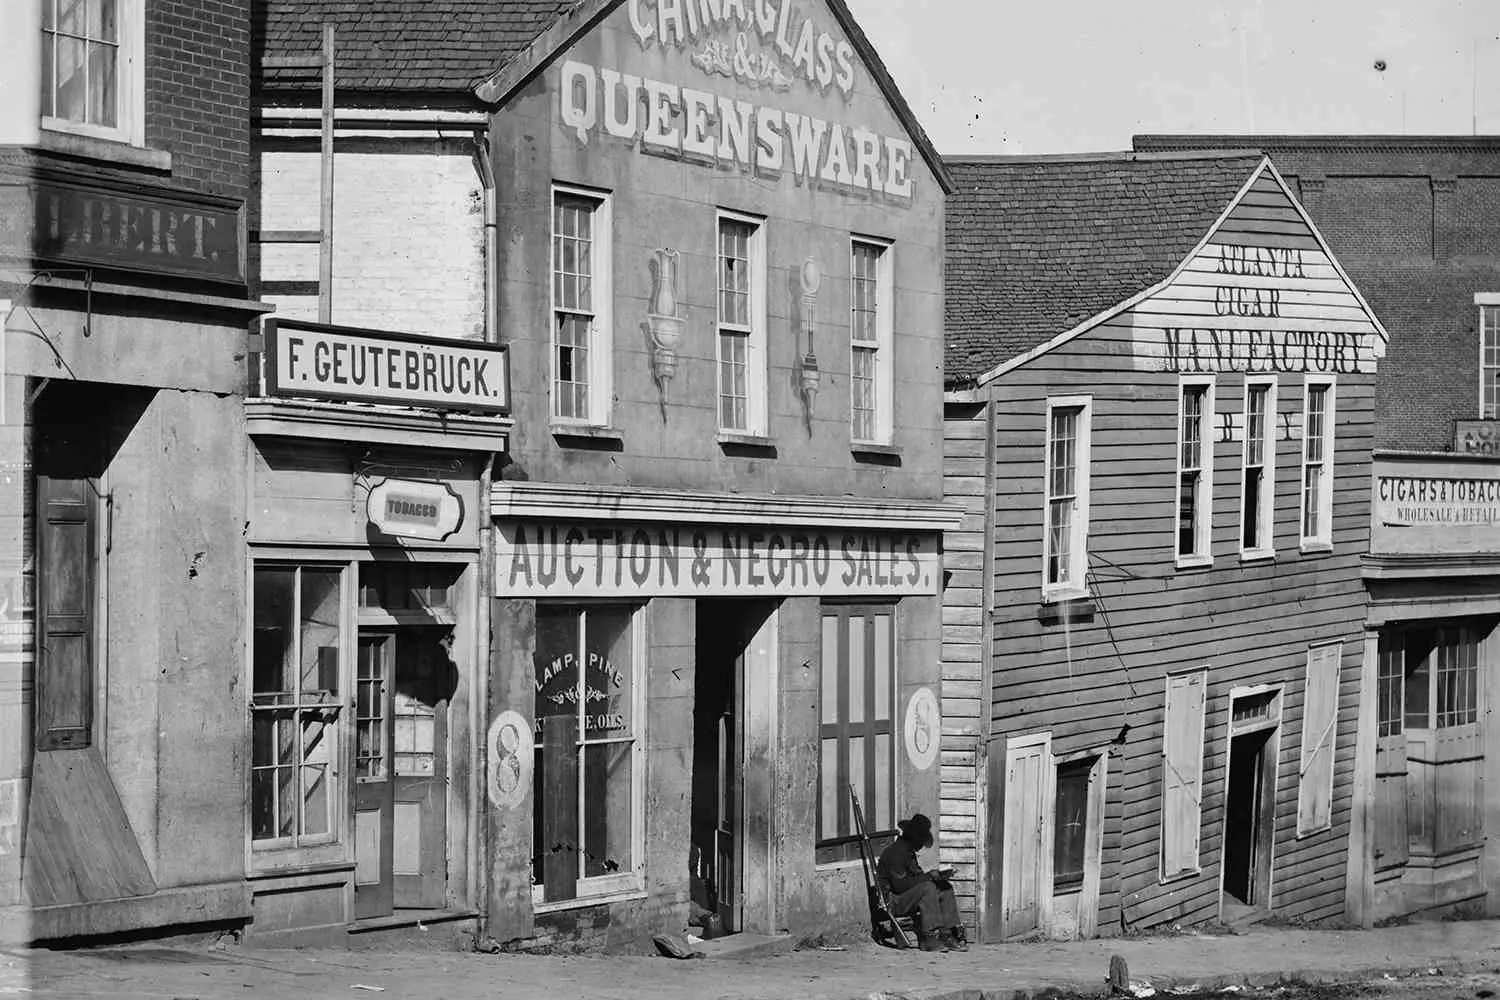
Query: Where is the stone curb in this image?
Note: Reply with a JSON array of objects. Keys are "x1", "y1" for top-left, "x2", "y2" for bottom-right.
[{"x1": 861, "y1": 956, "x2": 1500, "y2": 1000}]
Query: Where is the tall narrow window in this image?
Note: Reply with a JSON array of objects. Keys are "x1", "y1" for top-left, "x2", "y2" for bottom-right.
[
  {"x1": 717, "y1": 212, "x2": 766, "y2": 435},
  {"x1": 850, "y1": 238, "x2": 894, "y2": 445},
  {"x1": 1300, "y1": 378, "x2": 1335, "y2": 547},
  {"x1": 1176, "y1": 377, "x2": 1214, "y2": 565},
  {"x1": 251, "y1": 564, "x2": 345, "y2": 847},
  {"x1": 532, "y1": 604, "x2": 642, "y2": 901},
  {"x1": 552, "y1": 187, "x2": 611, "y2": 425},
  {"x1": 816, "y1": 604, "x2": 897, "y2": 865},
  {"x1": 1241, "y1": 378, "x2": 1276, "y2": 557},
  {"x1": 1482, "y1": 303, "x2": 1500, "y2": 419},
  {"x1": 1043, "y1": 398, "x2": 1091, "y2": 599},
  {"x1": 1052, "y1": 759, "x2": 1092, "y2": 893},
  {"x1": 41, "y1": 0, "x2": 141, "y2": 142}
]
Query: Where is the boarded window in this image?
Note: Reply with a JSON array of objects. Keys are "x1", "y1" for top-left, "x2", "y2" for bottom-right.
[
  {"x1": 817, "y1": 603, "x2": 897, "y2": 864},
  {"x1": 1160, "y1": 670, "x2": 1207, "y2": 878},
  {"x1": 1297, "y1": 643, "x2": 1341, "y2": 835}
]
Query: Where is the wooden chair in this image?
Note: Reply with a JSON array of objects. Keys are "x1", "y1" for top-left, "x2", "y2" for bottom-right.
[{"x1": 850, "y1": 785, "x2": 915, "y2": 949}]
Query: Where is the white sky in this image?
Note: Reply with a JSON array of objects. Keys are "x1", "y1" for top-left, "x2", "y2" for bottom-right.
[{"x1": 846, "y1": 0, "x2": 1500, "y2": 154}]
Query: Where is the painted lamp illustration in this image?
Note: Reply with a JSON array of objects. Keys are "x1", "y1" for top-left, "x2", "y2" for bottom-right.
[
  {"x1": 798, "y1": 257, "x2": 821, "y2": 419},
  {"x1": 647, "y1": 247, "x2": 683, "y2": 406}
]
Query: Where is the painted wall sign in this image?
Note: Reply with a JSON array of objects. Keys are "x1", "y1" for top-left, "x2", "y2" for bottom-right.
[
  {"x1": 1159, "y1": 328, "x2": 1366, "y2": 375},
  {"x1": 487, "y1": 710, "x2": 532, "y2": 810},
  {"x1": 0, "y1": 177, "x2": 244, "y2": 283},
  {"x1": 264, "y1": 317, "x2": 509, "y2": 413},
  {"x1": 903, "y1": 686, "x2": 939, "y2": 771},
  {"x1": 534, "y1": 647, "x2": 629, "y2": 735},
  {"x1": 1375, "y1": 475, "x2": 1500, "y2": 528},
  {"x1": 1455, "y1": 420, "x2": 1500, "y2": 456},
  {"x1": 495, "y1": 521, "x2": 939, "y2": 597},
  {"x1": 366, "y1": 478, "x2": 464, "y2": 541},
  {"x1": 1216, "y1": 408, "x2": 1301, "y2": 444}
]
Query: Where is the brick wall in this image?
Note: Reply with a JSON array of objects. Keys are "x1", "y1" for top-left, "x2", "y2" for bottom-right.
[{"x1": 146, "y1": 0, "x2": 250, "y2": 201}]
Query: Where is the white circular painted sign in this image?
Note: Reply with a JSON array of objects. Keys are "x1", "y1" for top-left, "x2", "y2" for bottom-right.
[
  {"x1": 487, "y1": 710, "x2": 532, "y2": 810},
  {"x1": 904, "y1": 687, "x2": 940, "y2": 771}
]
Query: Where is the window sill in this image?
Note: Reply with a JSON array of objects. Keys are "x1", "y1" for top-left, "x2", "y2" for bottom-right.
[
  {"x1": 38, "y1": 126, "x2": 171, "y2": 172},
  {"x1": 1299, "y1": 540, "x2": 1334, "y2": 556},
  {"x1": 1038, "y1": 596, "x2": 1096, "y2": 625},
  {"x1": 1294, "y1": 822, "x2": 1332, "y2": 840},
  {"x1": 717, "y1": 431, "x2": 773, "y2": 448},
  {"x1": 531, "y1": 886, "x2": 647, "y2": 915},
  {"x1": 1158, "y1": 867, "x2": 1201, "y2": 886},
  {"x1": 1174, "y1": 554, "x2": 1213, "y2": 571},
  {"x1": 852, "y1": 442, "x2": 902, "y2": 466},
  {"x1": 1239, "y1": 549, "x2": 1276, "y2": 565},
  {"x1": 550, "y1": 422, "x2": 624, "y2": 449}
]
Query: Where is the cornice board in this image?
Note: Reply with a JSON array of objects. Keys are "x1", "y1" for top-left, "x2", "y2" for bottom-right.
[
  {"x1": 247, "y1": 397, "x2": 512, "y2": 454},
  {"x1": 490, "y1": 482, "x2": 965, "y2": 531}
]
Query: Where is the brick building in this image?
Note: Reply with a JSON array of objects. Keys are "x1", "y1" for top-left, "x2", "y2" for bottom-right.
[
  {"x1": 1, "y1": 0, "x2": 261, "y2": 942},
  {"x1": 1134, "y1": 136, "x2": 1500, "y2": 924},
  {"x1": 254, "y1": 0, "x2": 960, "y2": 952}
]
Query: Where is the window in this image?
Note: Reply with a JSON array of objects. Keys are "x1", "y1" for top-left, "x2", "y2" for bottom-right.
[
  {"x1": 1376, "y1": 632, "x2": 1403, "y2": 738},
  {"x1": 1297, "y1": 643, "x2": 1340, "y2": 836},
  {"x1": 1482, "y1": 303, "x2": 1500, "y2": 419},
  {"x1": 1176, "y1": 377, "x2": 1215, "y2": 565},
  {"x1": 40, "y1": 0, "x2": 142, "y2": 144},
  {"x1": 1391, "y1": 625, "x2": 1481, "y2": 731},
  {"x1": 1160, "y1": 669, "x2": 1207, "y2": 880},
  {"x1": 1300, "y1": 378, "x2": 1335, "y2": 548},
  {"x1": 1240, "y1": 377, "x2": 1276, "y2": 558},
  {"x1": 250, "y1": 565, "x2": 345, "y2": 847},
  {"x1": 1053, "y1": 758, "x2": 1093, "y2": 893},
  {"x1": 552, "y1": 187, "x2": 612, "y2": 425},
  {"x1": 1043, "y1": 397, "x2": 1092, "y2": 599},
  {"x1": 717, "y1": 212, "x2": 766, "y2": 434},
  {"x1": 850, "y1": 238, "x2": 894, "y2": 444},
  {"x1": 532, "y1": 604, "x2": 642, "y2": 902},
  {"x1": 817, "y1": 604, "x2": 896, "y2": 865}
]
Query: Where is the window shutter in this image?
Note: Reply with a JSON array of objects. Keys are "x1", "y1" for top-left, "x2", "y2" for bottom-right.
[
  {"x1": 1161, "y1": 670, "x2": 1207, "y2": 878},
  {"x1": 35, "y1": 472, "x2": 95, "y2": 751},
  {"x1": 1297, "y1": 643, "x2": 1341, "y2": 835}
]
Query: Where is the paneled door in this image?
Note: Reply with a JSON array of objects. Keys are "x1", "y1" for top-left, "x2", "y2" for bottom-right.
[
  {"x1": 354, "y1": 632, "x2": 394, "y2": 920},
  {"x1": 392, "y1": 631, "x2": 449, "y2": 908}
]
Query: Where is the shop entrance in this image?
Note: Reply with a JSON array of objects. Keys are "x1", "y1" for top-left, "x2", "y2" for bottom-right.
[
  {"x1": 354, "y1": 625, "x2": 455, "y2": 920},
  {"x1": 691, "y1": 600, "x2": 775, "y2": 937},
  {"x1": 1221, "y1": 689, "x2": 1280, "y2": 916}
]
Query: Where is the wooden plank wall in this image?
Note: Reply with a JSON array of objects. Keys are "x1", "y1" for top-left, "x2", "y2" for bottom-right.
[
  {"x1": 981, "y1": 169, "x2": 1378, "y2": 933},
  {"x1": 940, "y1": 400, "x2": 990, "y2": 927}
]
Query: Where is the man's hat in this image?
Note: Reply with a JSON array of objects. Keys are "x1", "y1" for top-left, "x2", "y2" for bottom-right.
[{"x1": 898, "y1": 813, "x2": 934, "y2": 848}]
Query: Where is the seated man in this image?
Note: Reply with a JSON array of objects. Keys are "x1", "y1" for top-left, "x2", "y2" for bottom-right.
[{"x1": 876, "y1": 813, "x2": 968, "y2": 952}]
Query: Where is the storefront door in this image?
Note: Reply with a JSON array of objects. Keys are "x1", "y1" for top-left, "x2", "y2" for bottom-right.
[
  {"x1": 355, "y1": 628, "x2": 451, "y2": 919},
  {"x1": 693, "y1": 601, "x2": 747, "y2": 935}
]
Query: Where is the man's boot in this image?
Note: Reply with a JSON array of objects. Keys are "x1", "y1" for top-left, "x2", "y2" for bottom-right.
[{"x1": 916, "y1": 921, "x2": 948, "y2": 952}]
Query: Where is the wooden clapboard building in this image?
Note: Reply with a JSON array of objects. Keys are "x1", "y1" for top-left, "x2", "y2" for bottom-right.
[{"x1": 941, "y1": 151, "x2": 1388, "y2": 940}]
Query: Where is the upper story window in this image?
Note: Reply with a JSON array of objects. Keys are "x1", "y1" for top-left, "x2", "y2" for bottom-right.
[
  {"x1": 717, "y1": 211, "x2": 766, "y2": 435},
  {"x1": 850, "y1": 238, "x2": 894, "y2": 445},
  {"x1": 1300, "y1": 377, "x2": 1336, "y2": 550},
  {"x1": 1482, "y1": 303, "x2": 1499, "y2": 419},
  {"x1": 41, "y1": 0, "x2": 142, "y2": 144},
  {"x1": 1176, "y1": 377, "x2": 1215, "y2": 567},
  {"x1": 1240, "y1": 377, "x2": 1277, "y2": 560},
  {"x1": 552, "y1": 186, "x2": 613, "y2": 426},
  {"x1": 1043, "y1": 397, "x2": 1092, "y2": 600}
]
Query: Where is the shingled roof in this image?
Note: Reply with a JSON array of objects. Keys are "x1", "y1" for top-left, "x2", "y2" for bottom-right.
[
  {"x1": 254, "y1": 0, "x2": 582, "y2": 98},
  {"x1": 943, "y1": 151, "x2": 1266, "y2": 387}
]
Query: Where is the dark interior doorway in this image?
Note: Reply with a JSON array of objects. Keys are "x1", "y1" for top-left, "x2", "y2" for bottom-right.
[{"x1": 1223, "y1": 728, "x2": 1274, "y2": 906}]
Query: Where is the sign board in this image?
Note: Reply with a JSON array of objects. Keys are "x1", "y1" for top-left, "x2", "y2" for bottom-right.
[
  {"x1": 1374, "y1": 474, "x2": 1500, "y2": 528},
  {"x1": 495, "y1": 521, "x2": 939, "y2": 597},
  {"x1": 1455, "y1": 420, "x2": 1500, "y2": 457},
  {"x1": 367, "y1": 478, "x2": 465, "y2": 541},
  {"x1": 264, "y1": 318, "x2": 509, "y2": 413},
  {"x1": 1371, "y1": 456, "x2": 1500, "y2": 557},
  {"x1": 0, "y1": 176, "x2": 243, "y2": 284}
]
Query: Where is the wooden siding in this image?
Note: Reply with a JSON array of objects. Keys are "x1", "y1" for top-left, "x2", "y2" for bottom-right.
[
  {"x1": 962, "y1": 167, "x2": 1382, "y2": 935},
  {"x1": 940, "y1": 400, "x2": 990, "y2": 927}
]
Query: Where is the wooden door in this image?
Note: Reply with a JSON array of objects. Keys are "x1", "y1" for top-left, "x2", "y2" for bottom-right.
[
  {"x1": 714, "y1": 642, "x2": 741, "y2": 933},
  {"x1": 1373, "y1": 734, "x2": 1408, "y2": 870},
  {"x1": 392, "y1": 634, "x2": 449, "y2": 909},
  {"x1": 1001, "y1": 734, "x2": 1052, "y2": 937},
  {"x1": 354, "y1": 633, "x2": 394, "y2": 920}
]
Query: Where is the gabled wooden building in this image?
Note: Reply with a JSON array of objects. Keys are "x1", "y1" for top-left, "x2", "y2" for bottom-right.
[{"x1": 941, "y1": 152, "x2": 1388, "y2": 940}]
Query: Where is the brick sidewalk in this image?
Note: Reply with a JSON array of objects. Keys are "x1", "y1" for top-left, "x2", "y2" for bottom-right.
[{"x1": 4, "y1": 920, "x2": 1500, "y2": 1000}]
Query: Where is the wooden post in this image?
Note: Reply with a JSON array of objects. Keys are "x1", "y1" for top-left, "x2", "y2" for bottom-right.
[{"x1": 318, "y1": 24, "x2": 335, "y2": 325}]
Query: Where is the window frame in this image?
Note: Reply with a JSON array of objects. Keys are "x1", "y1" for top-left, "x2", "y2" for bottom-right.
[
  {"x1": 247, "y1": 560, "x2": 353, "y2": 860},
  {"x1": 1042, "y1": 396, "x2": 1093, "y2": 602},
  {"x1": 1478, "y1": 296, "x2": 1500, "y2": 420},
  {"x1": 1239, "y1": 376, "x2": 1277, "y2": 562},
  {"x1": 815, "y1": 601, "x2": 899, "y2": 867},
  {"x1": 550, "y1": 183, "x2": 614, "y2": 428},
  {"x1": 1299, "y1": 375, "x2": 1337, "y2": 551},
  {"x1": 714, "y1": 209, "x2": 767, "y2": 436},
  {"x1": 529, "y1": 602, "x2": 648, "y2": 909},
  {"x1": 39, "y1": 0, "x2": 146, "y2": 147},
  {"x1": 1175, "y1": 375, "x2": 1216, "y2": 568},
  {"x1": 849, "y1": 235, "x2": 894, "y2": 446}
]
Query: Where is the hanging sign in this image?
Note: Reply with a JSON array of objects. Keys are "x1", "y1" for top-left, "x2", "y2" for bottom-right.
[{"x1": 367, "y1": 478, "x2": 464, "y2": 541}]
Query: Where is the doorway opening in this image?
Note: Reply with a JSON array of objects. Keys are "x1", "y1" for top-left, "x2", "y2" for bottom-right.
[{"x1": 1220, "y1": 686, "x2": 1280, "y2": 921}]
